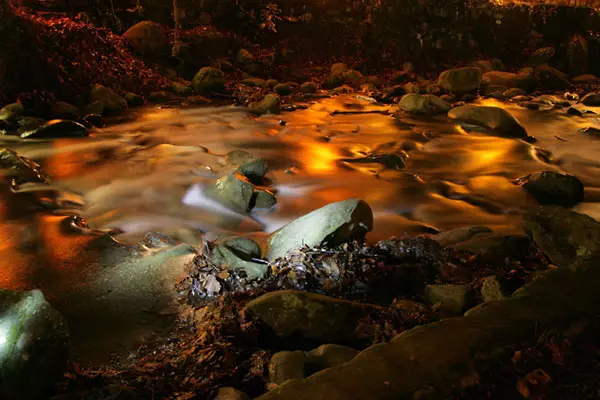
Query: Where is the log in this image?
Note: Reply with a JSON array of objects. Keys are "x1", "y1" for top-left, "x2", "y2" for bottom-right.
[{"x1": 257, "y1": 253, "x2": 600, "y2": 400}]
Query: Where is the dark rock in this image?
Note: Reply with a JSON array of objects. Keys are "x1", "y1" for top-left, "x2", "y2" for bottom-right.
[
  {"x1": 148, "y1": 91, "x2": 170, "y2": 102},
  {"x1": 0, "y1": 148, "x2": 47, "y2": 184},
  {"x1": 433, "y1": 226, "x2": 493, "y2": 247},
  {"x1": 0, "y1": 109, "x2": 17, "y2": 125},
  {"x1": 237, "y1": 49, "x2": 256, "y2": 65},
  {"x1": 342, "y1": 153, "x2": 406, "y2": 170},
  {"x1": 90, "y1": 84, "x2": 127, "y2": 112},
  {"x1": 21, "y1": 120, "x2": 88, "y2": 139},
  {"x1": 84, "y1": 101, "x2": 104, "y2": 115},
  {"x1": 482, "y1": 71, "x2": 529, "y2": 89},
  {"x1": 274, "y1": 83, "x2": 292, "y2": 96},
  {"x1": 534, "y1": 65, "x2": 571, "y2": 90},
  {"x1": 567, "y1": 107, "x2": 584, "y2": 117},
  {"x1": 503, "y1": 88, "x2": 526, "y2": 98},
  {"x1": 82, "y1": 114, "x2": 104, "y2": 128},
  {"x1": 481, "y1": 276, "x2": 509, "y2": 302},
  {"x1": 452, "y1": 234, "x2": 532, "y2": 259},
  {"x1": 572, "y1": 74, "x2": 598, "y2": 84},
  {"x1": 266, "y1": 199, "x2": 373, "y2": 260},
  {"x1": 123, "y1": 21, "x2": 167, "y2": 56},
  {"x1": 192, "y1": 67, "x2": 226, "y2": 95},
  {"x1": 269, "y1": 351, "x2": 308, "y2": 385},
  {"x1": 300, "y1": 82, "x2": 318, "y2": 94},
  {"x1": 424, "y1": 284, "x2": 471, "y2": 315},
  {"x1": 484, "y1": 85, "x2": 508, "y2": 99},
  {"x1": 213, "y1": 387, "x2": 250, "y2": 400},
  {"x1": 437, "y1": 67, "x2": 482, "y2": 94},
  {"x1": 0, "y1": 289, "x2": 70, "y2": 400},
  {"x1": 448, "y1": 105, "x2": 528, "y2": 139},
  {"x1": 342, "y1": 70, "x2": 364, "y2": 86},
  {"x1": 581, "y1": 93, "x2": 600, "y2": 106},
  {"x1": 579, "y1": 126, "x2": 600, "y2": 135},
  {"x1": 306, "y1": 344, "x2": 359, "y2": 371},
  {"x1": 225, "y1": 150, "x2": 268, "y2": 183},
  {"x1": 249, "y1": 94, "x2": 281, "y2": 115},
  {"x1": 398, "y1": 93, "x2": 451, "y2": 115},
  {"x1": 254, "y1": 189, "x2": 277, "y2": 209},
  {"x1": 323, "y1": 74, "x2": 345, "y2": 90},
  {"x1": 124, "y1": 92, "x2": 145, "y2": 106},
  {"x1": 330, "y1": 63, "x2": 348, "y2": 76},
  {"x1": 17, "y1": 117, "x2": 46, "y2": 133},
  {"x1": 524, "y1": 206, "x2": 600, "y2": 267},
  {"x1": 567, "y1": 35, "x2": 589, "y2": 77},
  {"x1": 170, "y1": 82, "x2": 192, "y2": 96},
  {"x1": 240, "y1": 78, "x2": 268, "y2": 89},
  {"x1": 1, "y1": 102, "x2": 25, "y2": 116},
  {"x1": 267, "y1": 79, "x2": 279, "y2": 88},
  {"x1": 384, "y1": 85, "x2": 406, "y2": 97},
  {"x1": 187, "y1": 95, "x2": 211, "y2": 105},
  {"x1": 51, "y1": 102, "x2": 79, "y2": 120},
  {"x1": 519, "y1": 171, "x2": 584, "y2": 208}
]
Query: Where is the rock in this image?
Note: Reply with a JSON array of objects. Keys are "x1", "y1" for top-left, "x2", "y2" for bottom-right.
[
  {"x1": 342, "y1": 70, "x2": 364, "y2": 86},
  {"x1": 123, "y1": 21, "x2": 168, "y2": 56},
  {"x1": 481, "y1": 276, "x2": 508, "y2": 302},
  {"x1": 124, "y1": 92, "x2": 145, "y2": 106},
  {"x1": 398, "y1": 93, "x2": 451, "y2": 115},
  {"x1": 323, "y1": 74, "x2": 345, "y2": 90},
  {"x1": 300, "y1": 82, "x2": 317, "y2": 94},
  {"x1": 207, "y1": 173, "x2": 255, "y2": 214},
  {"x1": 225, "y1": 150, "x2": 268, "y2": 183},
  {"x1": 519, "y1": 171, "x2": 584, "y2": 208},
  {"x1": 237, "y1": 49, "x2": 256, "y2": 65},
  {"x1": 0, "y1": 148, "x2": 47, "y2": 184},
  {"x1": 392, "y1": 70, "x2": 413, "y2": 83},
  {"x1": 1, "y1": 102, "x2": 25, "y2": 116},
  {"x1": 267, "y1": 79, "x2": 279, "y2": 88},
  {"x1": 0, "y1": 109, "x2": 17, "y2": 124},
  {"x1": 437, "y1": 67, "x2": 482, "y2": 94},
  {"x1": 51, "y1": 102, "x2": 79, "y2": 120},
  {"x1": 580, "y1": 126, "x2": 600, "y2": 135},
  {"x1": 572, "y1": 74, "x2": 598, "y2": 84},
  {"x1": 89, "y1": 84, "x2": 127, "y2": 112},
  {"x1": 240, "y1": 78, "x2": 268, "y2": 89},
  {"x1": 402, "y1": 82, "x2": 420, "y2": 94},
  {"x1": 524, "y1": 206, "x2": 600, "y2": 267},
  {"x1": 84, "y1": 101, "x2": 104, "y2": 115},
  {"x1": 187, "y1": 95, "x2": 211, "y2": 105},
  {"x1": 568, "y1": 107, "x2": 585, "y2": 117},
  {"x1": 433, "y1": 226, "x2": 494, "y2": 247},
  {"x1": 274, "y1": 83, "x2": 292, "y2": 96},
  {"x1": 472, "y1": 60, "x2": 495, "y2": 73},
  {"x1": 503, "y1": 88, "x2": 526, "y2": 98},
  {"x1": 448, "y1": 105, "x2": 528, "y2": 139},
  {"x1": 483, "y1": 85, "x2": 508, "y2": 99},
  {"x1": 213, "y1": 387, "x2": 250, "y2": 400},
  {"x1": 192, "y1": 67, "x2": 226, "y2": 95},
  {"x1": 269, "y1": 351, "x2": 308, "y2": 385},
  {"x1": 212, "y1": 237, "x2": 267, "y2": 280},
  {"x1": 17, "y1": 117, "x2": 46, "y2": 133},
  {"x1": 170, "y1": 81, "x2": 192, "y2": 96},
  {"x1": 244, "y1": 290, "x2": 383, "y2": 343},
  {"x1": 254, "y1": 189, "x2": 277, "y2": 209},
  {"x1": 148, "y1": 91, "x2": 170, "y2": 102},
  {"x1": 482, "y1": 71, "x2": 531, "y2": 89},
  {"x1": 452, "y1": 234, "x2": 532, "y2": 259},
  {"x1": 384, "y1": 85, "x2": 406, "y2": 97},
  {"x1": 366, "y1": 76, "x2": 385, "y2": 88},
  {"x1": 534, "y1": 65, "x2": 570, "y2": 90},
  {"x1": 20, "y1": 120, "x2": 88, "y2": 139},
  {"x1": 424, "y1": 284, "x2": 471, "y2": 315},
  {"x1": 528, "y1": 47, "x2": 555, "y2": 66},
  {"x1": 567, "y1": 34, "x2": 589, "y2": 77},
  {"x1": 342, "y1": 153, "x2": 406, "y2": 170},
  {"x1": 581, "y1": 93, "x2": 600, "y2": 106},
  {"x1": 330, "y1": 63, "x2": 348, "y2": 76},
  {"x1": 82, "y1": 114, "x2": 104, "y2": 128},
  {"x1": 0, "y1": 289, "x2": 69, "y2": 400},
  {"x1": 306, "y1": 344, "x2": 359, "y2": 371},
  {"x1": 249, "y1": 94, "x2": 281, "y2": 115},
  {"x1": 266, "y1": 199, "x2": 373, "y2": 260}
]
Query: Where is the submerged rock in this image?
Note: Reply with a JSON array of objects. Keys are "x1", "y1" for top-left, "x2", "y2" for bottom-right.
[
  {"x1": 398, "y1": 93, "x2": 451, "y2": 115},
  {"x1": 249, "y1": 94, "x2": 281, "y2": 115},
  {"x1": 20, "y1": 120, "x2": 88, "y2": 139},
  {"x1": 266, "y1": 199, "x2": 373, "y2": 260},
  {"x1": 89, "y1": 84, "x2": 127, "y2": 112},
  {"x1": 424, "y1": 284, "x2": 471, "y2": 315},
  {"x1": 518, "y1": 171, "x2": 584, "y2": 208},
  {"x1": 0, "y1": 289, "x2": 70, "y2": 400},
  {"x1": 437, "y1": 67, "x2": 482, "y2": 94},
  {"x1": 207, "y1": 173, "x2": 255, "y2": 214},
  {"x1": 192, "y1": 67, "x2": 226, "y2": 95},
  {"x1": 448, "y1": 105, "x2": 528, "y2": 139},
  {"x1": 524, "y1": 206, "x2": 600, "y2": 267}
]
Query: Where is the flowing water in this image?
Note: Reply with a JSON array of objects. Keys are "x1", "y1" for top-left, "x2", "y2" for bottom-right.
[{"x1": 1, "y1": 95, "x2": 600, "y2": 363}]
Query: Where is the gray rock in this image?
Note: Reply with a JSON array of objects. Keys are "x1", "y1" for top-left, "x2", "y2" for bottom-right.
[
  {"x1": 123, "y1": 21, "x2": 168, "y2": 56},
  {"x1": 448, "y1": 105, "x2": 528, "y2": 139},
  {"x1": 192, "y1": 67, "x2": 226, "y2": 95},
  {"x1": 524, "y1": 206, "x2": 600, "y2": 267},
  {"x1": 519, "y1": 171, "x2": 584, "y2": 208},
  {"x1": 581, "y1": 93, "x2": 600, "y2": 106},
  {"x1": 266, "y1": 199, "x2": 373, "y2": 260},
  {"x1": 481, "y1": 276, "x2": 508, "y2": 302},
  {"x1": 249, "y1": 94, "x2": 281, "y2": 115},
  {"x1": 208, "y1": 173, "x2": 255, "y2": 214},
  {"x1": 0, "y1": 289, "x2": 70, "y2": 400},
  {"x1": 244, "y1": 290, "x2": 383, "y2": 343},
  {"x1": 254, "y1": 189, "x2": 277, "y2": 209},
  {"x1": 274, "y1": 83, "x2": 292, "y2": 96},
  {"x1": 213, "y1": 387, "x2": 250, "y2": 400},
  {"x1": 398, "y1": 93, "x2": 451, "y2": 115},
  {"x1": 269, "y1": 351, "x2": 308, "y2": 385},
  {"x1": 51, "y1": 102, "x2": 80, "y2": 120},
  {"x1": 433, "y1": 226, "x2": 494, "y2": 247},
  {"x1": 534, "y1": 65, "x2": 570, "y2": 90},
  {"x1": 225, "y1": 150, "x2": 268, "y2": 183},
  {"x1": 89, "y1": 84, "x2": 127, "y2": 112},
  {"x1": 124, "y1": 92, "x2": 145, "y2": 106},
  {"x1": 424, "y1": 284, "x2": 471, "y2": 315},
  {"x1": 306, "y1": 344, "x2": 359, "y2": 371},
  {"x1": 20, "y1": 120, "x2": 88, "y2": 139},
  {"x1": 437, "y1": 67, "x2": 482, "y2": 94},
  {"x1": 212, "y1": 237, "x2": 267, "y2": 280}
]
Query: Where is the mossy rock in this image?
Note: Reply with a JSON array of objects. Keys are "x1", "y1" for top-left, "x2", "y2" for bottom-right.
[
  {"x1": 89, "y1": 84, "x2": 127, "y2": 112},
  {"x1": 192, "y1": 67, "x2": 226, "y2": 95},
  {"x1": 207, "y1": 173, "x2": 255, "y2": 214},
  {"x1": 123, "y1": 20, "x2": 168, "y2": 56},
  {"x1": 170, "y1": 82, "x2": 193, "y2": 96},
  {"x1": 51, "y1": 102, "x2": 80, "y2": 120},
  {"x1": 124, "y1": 92, "x2": 145, "y2": 106},
  {"x1": 240, "y1": 78, "x2": 268, "y2": 90},
  {"x1": 300, "y1": 82, "x2": 318, "y2": 94},
  {"x1": 274, "y1": 83, "x2": 292, "y2": 96},
  {"x1": 225, "y1": 150, "x2": 268, "y2": 183},
  {"x1": 249, "y1": 94, "x2": 281, "y2": 115},
  {"x1": 398, "y1": 93, "x2": 451, "y2": 115},
  {"x1": 21, "y1": 120, "x2": 88, "y2": 139},
  {"x1": 438, "y1": 67, "x2": 482, "y2": 94},
  {"x1": 212, "y1": 236, "x2": 267, "y2": 279},
  {"x1": 1, "y1": 102, "x2": 25, "y2": 116}
]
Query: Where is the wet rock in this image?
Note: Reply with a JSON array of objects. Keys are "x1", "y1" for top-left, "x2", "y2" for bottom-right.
[
  {"x1": 90, "y1": 84, "x2": 127, "y2": 113},
  {"x1": 213, "y1": 387, "x2": 250, "y2": 400},
  {"x1": 192, "y1": 67, "x2": 226, "y2": 95},
  {"x1": 568, "y1": 107, "x2": 585, "y2": 117},
  {"x1": 581, "y1": 93, "x2": 600, "y2": 106},
  {"x1": 0, "y1": 148, "x2": 47, "y2": 184},
  {"x1": 21, "y1": 120, "x2": 88, "y2": 139},
  {"x1": 519, "y1": 171, "x2": 584, "y2": 208},
  {"x1": 244, "y1": 290, "x2": 383, "y2": 343},
  {"x1": 269, "y1": 351, "x2": 308, "y2": 385},
  {"x1": 0, "y1": 109, "x2": 17, "y2": 125},
  {"x1": 300, "y1": 82, "x2": 318, "y2": 94},
  {"x1": 123, "y1": 21, "x2": 167, "y2": 56},
  {"x1": 448, "y1": 105, "x2": 528, "y2": 139},
  {"x1": 240, "y1": 78, "x2": 268, "y2": 89},
  {"x1": 225, "y1": 150, "x2": 268, "y2": 183},
  {"x1": 2, "y1": 102, "x2": 25, "y2": 116},
  {"x1": 306, "y1": 344, "x2": 359, "y2": 371},
  {"x1": 398, "y1": 93, "x2": 451, "y2": 115},
  {"x1": 481, "y1": 276, "x2": 508, "y2": 302},
  {"x1": 212, "y1": 237, "x2": 267, "y2": 280},
  {"x1": 484, "y1": 85, "x2": 508, "y2": 99},
  {"x1": 266, "y1": 199, "x2": 373, "y2": 260},
  {"x1": 274, "y1": 83, "x2": 292, "y2": 96},
  {"x1": 124, "y1": 92, "x2": 145, "y2": 106},
  {"x1": 424, "y1": 284, "x2": 471, "y2": 315},
  {"x1": 472, "y1": 59, "x2": 495, "y2": 73},
  {"x1": 267, "y1": 79, "x2": 279, "y2": 88},
  {"x1": 433, "y1": 226, "x2": 494, "y2": 247},
  {"x1": 249, "y1": 94, "x2": 281, "y2": 115},
  {"x1": 580, "y1": 126, "x2": 600, "y2": 135},
  {"x1": 534, "y1": 65, "x2": 570, "y2": 90},
  {"x1": 323, "y1": 74, "x2": 345, "y2": 90},
  {"x1": 254, "y1": 189, "x2": 277, "y2": 209},
  {"x1": 528, "y1": 47, "x2": 555, "y2": 66},
  {"x1": 170, "y1": 81, "x2": 192, "y2": 96},
  {"x1": 84, "y1": 101, "x2": 104, "y2": 115},
  {"x1": 402, "y1": 82, "x2": 420, "y2": 94},
  {"x1": 208, "y1": 173, "x2": 255, "y2": 214},
  {"x1": 51, "y1": 102, "x2": 79, "y2": 120},
  {"x1": 0, "y1": 289, "x2": 70, "y2": 400},
  {"x1": 524, "y1": 206, "x2": 600, "y2": 267},
  {"x1": 342, "y1": 153, "x2": 406, "y2": 170},
  {"x1": 437, "y1": 67, "x2": 482, "y2": 94},
  {"x1": 17, "y1": 117, "x2": 46, "y2": 133},
  {"x1": 503, "y1": 88, "x2": 526, "y2": 98},
  {"x1": 384, "y1": 85, "x2": 406, "y2": 97},
  {"x1": 148, "y1": 91, "x2": 170, "y2": 102},
  {"x1": 187, "y1": 95, "x2": 211, "y2": 105}
]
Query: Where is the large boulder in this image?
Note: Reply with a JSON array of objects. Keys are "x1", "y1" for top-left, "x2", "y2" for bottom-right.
[
  {"x1": 580, "y1": 92, "x2": 600, "y2": 106},
  {"x1": 89, "y1": 84, "x2": 127, "y2": 113},
  {"x1": 482, "y1": 71, "x2": 534, "y2": 90},
  {"x1": 266, "y1": 199, "x2": 373, "y2": 260},
  {"x1": 123, "y1": 21, "x2": 168, "y2": 56},
  {"x1": 0, "y1": 289, "x2": 70, "y2": 400},
  {"x1": 243, "y1": 290, "x2": 383, "y2": 343},
  {"x1": 212, "y1": 237, "x2": 268, "y2": 280},
  {"x1": 398, "y1": 93, "x2": 451, "y2": 115},
  {"x1": 448, "y1": 105, "x2": 528, "y2": 139},
  {"x1": 437, "y1": 67, "x2": 482, "y2": 94},
  {"x1": 192, "y1": 67, "x2": 226, "y2": 95},
  {"x1": 523, "y1": 206, "x2": 600, "y2": 267},
  {"x1": 519, "y1": 170, "x2": 584, "y2": 208}
]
